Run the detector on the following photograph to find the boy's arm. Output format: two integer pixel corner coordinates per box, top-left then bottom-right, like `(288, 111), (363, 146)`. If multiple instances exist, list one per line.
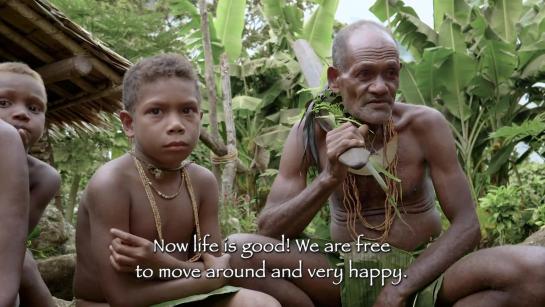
(108, 164), (221, 276)
(27, 155), (61, 231)
(192, 165), (222, 255)
(20, 156), (59, 306)
(0, 123), (29, 306)
(87, 166), (225, 307)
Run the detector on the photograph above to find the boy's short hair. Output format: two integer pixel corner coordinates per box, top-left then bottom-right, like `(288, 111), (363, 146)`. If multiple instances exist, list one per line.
(0, 62), (46, 95)
(122, 53), (200, 113)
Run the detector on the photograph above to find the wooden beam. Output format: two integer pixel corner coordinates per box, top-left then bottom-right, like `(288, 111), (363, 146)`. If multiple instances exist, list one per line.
(6, 0), (123, 84)
(0, 19), (53, 62)
(37, 56), (93, 84)
(47, 84), (72, 98)
(0, 48), (17, 61)
(49, 85), (121, 112)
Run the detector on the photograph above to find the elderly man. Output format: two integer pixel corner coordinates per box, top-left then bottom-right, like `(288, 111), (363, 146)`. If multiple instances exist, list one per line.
(228, 20), (545, 307)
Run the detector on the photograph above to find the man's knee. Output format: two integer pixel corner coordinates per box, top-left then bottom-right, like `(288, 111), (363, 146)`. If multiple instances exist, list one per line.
(230, 289), (281, 307)
(225, 233), (264, 267)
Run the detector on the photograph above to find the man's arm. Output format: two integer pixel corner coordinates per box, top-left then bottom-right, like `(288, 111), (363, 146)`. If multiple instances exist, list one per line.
(0, 122), (29, 306)
(377, 108), (480, 305)
(258, 121), (366, 239)
(87, 165), (224, 307)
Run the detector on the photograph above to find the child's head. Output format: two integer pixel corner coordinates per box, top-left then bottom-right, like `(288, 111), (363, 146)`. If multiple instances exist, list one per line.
(0, 62), (47, 149)
(120, 54), (202, 167)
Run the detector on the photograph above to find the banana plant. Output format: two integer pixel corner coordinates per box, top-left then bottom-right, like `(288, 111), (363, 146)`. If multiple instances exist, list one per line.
(371, 0), (545, 197)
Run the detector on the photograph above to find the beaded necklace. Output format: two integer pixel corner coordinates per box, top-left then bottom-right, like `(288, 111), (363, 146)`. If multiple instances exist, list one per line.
(132, 155), (202, 262)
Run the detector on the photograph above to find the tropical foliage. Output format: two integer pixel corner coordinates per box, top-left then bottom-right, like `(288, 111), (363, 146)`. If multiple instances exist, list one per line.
(45, 0), (544, 246)
(371, 0), (545, 198)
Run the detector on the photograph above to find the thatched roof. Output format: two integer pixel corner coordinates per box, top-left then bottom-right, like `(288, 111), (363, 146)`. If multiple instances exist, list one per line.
(0, 0), (131, 131)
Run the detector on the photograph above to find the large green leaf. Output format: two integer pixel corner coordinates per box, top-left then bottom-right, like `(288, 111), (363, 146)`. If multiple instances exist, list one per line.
(438, 17), (466, 52)
(261, 0), (286, 39)
(283, 5), (304, 36)
(521, 53), (545, 79)
(479, 40), (516, 86)
(415, 47), (452, 103)
(435, 18), (474, 119)
(214, 0), (246, 61)
(302, 0), (339, 58)
(518, 35), (545, 70)
(438, 52), (475, 119)
(170, 0), (198, 17)
(255, 125), (292, 150)
(371, 0), (436, 55)
(486, 143), (515, 175)
(232, 96), (263, 111)
(399, 63), (426, 105)
(487, 0), (523, 43)
(370, 0), (396, 22)
(433, 0), (471, 29)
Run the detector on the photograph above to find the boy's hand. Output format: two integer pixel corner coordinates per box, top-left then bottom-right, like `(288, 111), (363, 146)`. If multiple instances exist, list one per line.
(202, 253), (230, 287)
(109, 228), (171, 273)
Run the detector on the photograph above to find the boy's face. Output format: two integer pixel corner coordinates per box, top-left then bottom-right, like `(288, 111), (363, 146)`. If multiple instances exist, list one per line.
(0, 72), (47, 149)
(121, 77), (202, 168)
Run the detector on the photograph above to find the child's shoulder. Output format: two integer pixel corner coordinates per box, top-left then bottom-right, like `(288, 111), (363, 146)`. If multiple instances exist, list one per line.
(27, 155), (60, 187)
(86, 154), (133, 197)
(185, 162), (217, 188)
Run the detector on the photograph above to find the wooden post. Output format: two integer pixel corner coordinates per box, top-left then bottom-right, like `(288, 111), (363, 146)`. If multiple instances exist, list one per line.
(199, 0), (221, 182)
(220, 53), (237, 203)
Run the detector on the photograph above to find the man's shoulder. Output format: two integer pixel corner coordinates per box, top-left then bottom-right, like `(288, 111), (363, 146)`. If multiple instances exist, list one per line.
(395, 103), (447, 134)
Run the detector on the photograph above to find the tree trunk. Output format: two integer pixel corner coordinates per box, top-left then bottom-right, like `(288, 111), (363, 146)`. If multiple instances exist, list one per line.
(220, 53), (237, 204)
(199, 0), (221, 183)
(65, 173), (81, 225)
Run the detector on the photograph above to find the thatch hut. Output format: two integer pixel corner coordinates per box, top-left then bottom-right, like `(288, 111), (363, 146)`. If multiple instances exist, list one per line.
(0, 0), (131, 131)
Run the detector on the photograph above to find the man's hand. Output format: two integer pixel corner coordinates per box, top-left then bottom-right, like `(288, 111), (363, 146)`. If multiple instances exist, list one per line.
(202, 253), (230, 288)
(373, 284), (407, 307)
(325, 123), (368, 183)
(109, 228), (171, 273)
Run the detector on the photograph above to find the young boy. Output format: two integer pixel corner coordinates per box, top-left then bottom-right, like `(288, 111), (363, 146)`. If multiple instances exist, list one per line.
(73, 54), (279, 306)
(0, 62), (60, 306)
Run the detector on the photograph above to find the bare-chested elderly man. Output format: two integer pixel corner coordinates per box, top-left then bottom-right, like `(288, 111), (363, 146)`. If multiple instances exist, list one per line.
(228, 20), (545, 307)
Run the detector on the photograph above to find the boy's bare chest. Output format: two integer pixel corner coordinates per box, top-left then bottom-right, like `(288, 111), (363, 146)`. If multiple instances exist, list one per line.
(129, 185), (196, 247)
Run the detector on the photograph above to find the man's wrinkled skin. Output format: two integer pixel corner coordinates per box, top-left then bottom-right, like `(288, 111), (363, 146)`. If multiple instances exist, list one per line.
(226, 23), (545, 307)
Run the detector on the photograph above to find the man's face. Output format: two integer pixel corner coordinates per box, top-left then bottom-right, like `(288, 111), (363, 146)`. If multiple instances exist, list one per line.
(121, 77), (202, 168)
(329, 29), (400, 125)
(0, 72), (47, 149)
